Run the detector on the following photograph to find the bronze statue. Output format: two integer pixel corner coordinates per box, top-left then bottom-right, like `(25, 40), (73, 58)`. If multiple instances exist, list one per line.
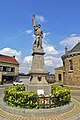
(32, 14), (43, 49)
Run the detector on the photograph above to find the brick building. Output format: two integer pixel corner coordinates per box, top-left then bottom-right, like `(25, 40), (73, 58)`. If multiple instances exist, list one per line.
(55, 42), (80, 86)
(0, 54), (19, 84)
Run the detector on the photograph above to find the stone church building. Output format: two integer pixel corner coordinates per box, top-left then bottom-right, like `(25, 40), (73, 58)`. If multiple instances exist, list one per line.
(55, 42), (80, 86)
(0, 54), (19, 84)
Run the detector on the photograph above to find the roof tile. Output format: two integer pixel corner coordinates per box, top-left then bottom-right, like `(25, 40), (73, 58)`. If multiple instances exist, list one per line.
(0, 54), (19, 65)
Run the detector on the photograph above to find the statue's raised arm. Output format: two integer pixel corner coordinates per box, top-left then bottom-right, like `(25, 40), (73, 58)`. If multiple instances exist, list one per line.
(32, 14), (36, 27)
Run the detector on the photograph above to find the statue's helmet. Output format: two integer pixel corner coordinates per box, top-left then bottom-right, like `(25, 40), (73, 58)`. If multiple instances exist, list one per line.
(38, 24), (41, 27)
(33, 14), (35, 18)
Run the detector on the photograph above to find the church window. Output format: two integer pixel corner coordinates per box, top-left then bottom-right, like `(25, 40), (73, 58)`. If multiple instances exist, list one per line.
(69, 59), (73, 70)
(58, 74), (62, 81)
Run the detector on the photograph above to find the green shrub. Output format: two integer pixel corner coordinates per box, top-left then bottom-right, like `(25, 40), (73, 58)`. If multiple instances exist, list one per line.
(51, 84), (71, 107)
(14, 85), (25, 91)
(4, 84), (71, 109)
(4, 85), (38, 109)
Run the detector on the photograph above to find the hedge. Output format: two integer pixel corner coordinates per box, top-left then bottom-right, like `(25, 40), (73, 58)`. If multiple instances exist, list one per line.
(4, 84), (71, 109)
(4, 85), (38, 109)
(51, 84), (71, 106)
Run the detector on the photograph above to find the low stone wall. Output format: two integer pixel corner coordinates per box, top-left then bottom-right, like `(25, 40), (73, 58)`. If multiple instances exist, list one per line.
(64, 85), (80, 90)
(0, 97), (74, 115)
(0, 84), (12, 94)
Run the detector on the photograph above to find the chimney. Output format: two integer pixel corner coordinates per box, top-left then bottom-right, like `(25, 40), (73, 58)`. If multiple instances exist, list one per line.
(65, 47), (68, 54)
(13, 56), (15, 59)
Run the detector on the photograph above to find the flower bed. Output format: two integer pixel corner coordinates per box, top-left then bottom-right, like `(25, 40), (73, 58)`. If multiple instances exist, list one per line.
(4, 84), (71, 109)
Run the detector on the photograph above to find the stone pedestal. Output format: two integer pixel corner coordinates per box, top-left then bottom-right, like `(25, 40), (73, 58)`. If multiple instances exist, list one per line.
(28, 84), (51, 95)
(28, 48), (51, 95)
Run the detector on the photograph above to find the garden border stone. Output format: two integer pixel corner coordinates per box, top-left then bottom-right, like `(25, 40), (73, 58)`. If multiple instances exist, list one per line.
(0, 97), (74, 115)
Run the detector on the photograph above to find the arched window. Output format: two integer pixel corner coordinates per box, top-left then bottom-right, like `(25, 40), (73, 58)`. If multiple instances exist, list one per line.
(63, 60), (65, 71)
(69, 59), (73, 70)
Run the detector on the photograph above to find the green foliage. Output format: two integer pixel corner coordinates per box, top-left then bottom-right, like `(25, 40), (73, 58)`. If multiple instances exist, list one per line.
(4, 85), (38, 109)
(14, 85), (25, 91)
(4, 84), (71, 109)
(51, 84), (71, 107)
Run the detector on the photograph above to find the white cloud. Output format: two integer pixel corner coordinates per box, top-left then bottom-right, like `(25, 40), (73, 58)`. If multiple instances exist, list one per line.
(45, 56), (62, 67)
(43, 32), (59, 55)
(60, 34), (80, 47)
(43, 42), (58, 55)
(44, 55), (62, 73)
(19, 55), (32, 74)
(43, 32), (51, 39)
(43, 35), (62, 73)
(19, 63), (31, 74)
(23, 56), (32, 64)
(35, 14), (45, 22)
(0, 47), (21, 61)
(70, 34), (77, 37)
(25, 29), (32, 34)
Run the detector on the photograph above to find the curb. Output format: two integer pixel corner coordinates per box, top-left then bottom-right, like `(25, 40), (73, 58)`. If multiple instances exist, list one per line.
(0, 97), (74, 116)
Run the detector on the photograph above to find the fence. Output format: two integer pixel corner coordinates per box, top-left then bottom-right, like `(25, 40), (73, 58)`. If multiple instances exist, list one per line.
(37, 95), (55, 108)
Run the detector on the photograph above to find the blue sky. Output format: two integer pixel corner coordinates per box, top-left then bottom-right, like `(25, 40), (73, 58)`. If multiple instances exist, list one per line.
(0, 0), (80, 73)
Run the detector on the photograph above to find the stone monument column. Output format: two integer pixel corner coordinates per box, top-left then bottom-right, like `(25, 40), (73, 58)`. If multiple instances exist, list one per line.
(28, 15), (51, 95)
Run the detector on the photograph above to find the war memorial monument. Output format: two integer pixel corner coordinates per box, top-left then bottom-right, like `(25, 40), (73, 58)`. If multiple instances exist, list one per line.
(28, 15), (51, 95)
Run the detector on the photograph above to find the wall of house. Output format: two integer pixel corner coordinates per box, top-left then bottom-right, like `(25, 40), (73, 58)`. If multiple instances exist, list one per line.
(0, 62), (19, 74)
(63, 55), (80, 86)
(55, 69), (63, 83)
(0, 62), (19, 84)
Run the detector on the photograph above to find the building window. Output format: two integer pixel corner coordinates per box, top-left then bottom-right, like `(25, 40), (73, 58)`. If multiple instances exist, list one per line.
(0, 66), (3, 71)
(69, 59), (73, 70)
(6, 67), (11, 72)
(58, 74), (62, 81)
(3, 66), (6, 71)
(11, 67), (15, 72)
(63, 60), (65, 71)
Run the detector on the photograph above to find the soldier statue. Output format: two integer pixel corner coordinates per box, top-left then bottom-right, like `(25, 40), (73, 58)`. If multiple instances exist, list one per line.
(32, 14), (43, 50)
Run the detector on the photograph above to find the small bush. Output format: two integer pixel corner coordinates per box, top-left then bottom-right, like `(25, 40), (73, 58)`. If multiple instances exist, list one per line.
(51, 84), (71, 107)
(4, 85), (38, 109)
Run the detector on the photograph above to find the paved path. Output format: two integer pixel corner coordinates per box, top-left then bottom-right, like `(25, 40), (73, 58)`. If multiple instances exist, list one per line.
(61, 98), (80, 120)
(0, 89), (80, 120)
(0, 116), (8, 120)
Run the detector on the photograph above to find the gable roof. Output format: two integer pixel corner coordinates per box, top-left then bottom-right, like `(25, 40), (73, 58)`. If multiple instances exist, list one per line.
(61, 42), (80, 60)
(69, 42), (80, 53)
(0, 54), (19, 65)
